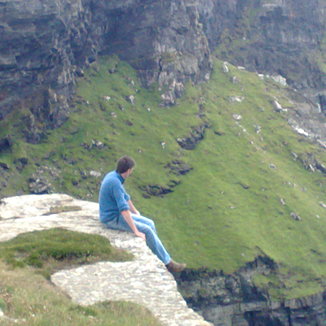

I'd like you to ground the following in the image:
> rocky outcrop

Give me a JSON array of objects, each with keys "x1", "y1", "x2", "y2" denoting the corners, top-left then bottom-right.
[
  {"x1": 165, "y1": 160, "x2": 193, "y2": 176},
  {"x1": 176, "y1": 123, "x2": 210, "y2": 150},
  {"x1": 140, "y1": 180, "x2": 182, "y2": 198},
  {"x1": 0, "y1": 0, "x2": 95, "y2": 141},
  {"x1": 198, "y1": 0, "x2": 326, "y2": 143},
  {"x1": 284, "y1": 88, "x2": 326, "y2": 145},
  {"x1": 0, "y1": 194, "x2": 211, "y2": 326},
  {"x1": 98, "y1": 0, "x2": 212, "y2": 103},
  {"x1": 0, "y1": 0, "x2": 211, "y2": 141},
  {"x1": 296, "y1": 153, "x2": 326, "y2": 174},
  {"x1": 199, "y1": 0, "x2": 326, "y2": 92},
  {"x1": 176, "y1": 257, "x2": 326, "y2": 326}
]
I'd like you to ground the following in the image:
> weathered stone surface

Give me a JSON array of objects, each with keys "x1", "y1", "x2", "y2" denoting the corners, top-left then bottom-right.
[{"x1": 0, "y1": 194, "x2": 212, "y2": 326}]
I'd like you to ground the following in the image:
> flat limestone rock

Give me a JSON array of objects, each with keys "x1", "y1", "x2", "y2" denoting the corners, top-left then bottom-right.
[{"x1": 0, "y1": 194, "x2": 211, "y2": 326}]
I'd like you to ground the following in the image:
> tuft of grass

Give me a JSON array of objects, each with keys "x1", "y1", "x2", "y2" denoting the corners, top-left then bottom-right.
[
  {"x1": 0, "y1": 228, "x2": 132, "y2": 279},
  {"x1": 0, "y1": 261, "x2": 161, "y2": 326}
]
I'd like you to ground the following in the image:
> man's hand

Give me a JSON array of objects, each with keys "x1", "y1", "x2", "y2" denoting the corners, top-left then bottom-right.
[
  {"x1": 135, "y1": 230, "x2": 146, "y2": 240},
  {"x1": 121, "y1": 209, "x2": 145, "y2": 240}
]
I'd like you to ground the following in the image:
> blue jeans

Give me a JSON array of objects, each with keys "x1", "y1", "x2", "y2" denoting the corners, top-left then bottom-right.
[{"x1": 104, "y1": 214, "x2": 171, "y2": 265}]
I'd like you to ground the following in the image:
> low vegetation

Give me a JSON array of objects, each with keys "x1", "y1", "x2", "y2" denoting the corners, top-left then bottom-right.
[
  {"x1": 0, "y1": 229, "x2": 161, "y2": 325},
  {"x1": 0, "y1": 228, "x2": 132, "y2": 279},
  {"x1": 0, "y1": 261, "x2": 160, "y2": 326}
]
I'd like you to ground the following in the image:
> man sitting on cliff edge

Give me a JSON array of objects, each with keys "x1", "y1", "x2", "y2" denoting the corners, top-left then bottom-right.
[{"x1": 99, "y1": 155, "x2": 186, "y2": 273}]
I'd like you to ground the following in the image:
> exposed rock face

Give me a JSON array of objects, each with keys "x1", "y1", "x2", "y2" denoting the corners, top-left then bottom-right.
[
  {"x1": 284, "y1": 89, "x2": 326, "y2": 144},
  {"x1": 176, "y1": 257, "x2": 326, "y2": 326},
  {"x1": 199, "y1": 0, "x2": 326, "y2": 92},
  {"x1": 98, "y1": 0, "x2": 212, "y2": 98},
  {"x1": 0, "y1": 0, "x2": 94, "y2": 140},
  {"x1": 0, "y1": 0, "x2": 325, "y2": 142},
  {"x1": 0, "y1": 0, "x2": 211, "y2": 141}
]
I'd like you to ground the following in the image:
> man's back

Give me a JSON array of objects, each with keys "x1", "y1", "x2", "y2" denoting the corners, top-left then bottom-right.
[{"x1": 99, "y1": 170, "x2": 130, "y2": 223}]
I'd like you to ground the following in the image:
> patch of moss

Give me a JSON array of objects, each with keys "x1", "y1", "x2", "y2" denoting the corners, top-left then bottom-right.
[{"x1": 0, "y1": 228, "x2": 132, "y2": 279}]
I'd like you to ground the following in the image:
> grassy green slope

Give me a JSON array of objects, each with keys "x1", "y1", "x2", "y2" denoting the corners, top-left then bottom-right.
[{"x1": 0, "y1": 56, "x2": 325, "y2": 299}]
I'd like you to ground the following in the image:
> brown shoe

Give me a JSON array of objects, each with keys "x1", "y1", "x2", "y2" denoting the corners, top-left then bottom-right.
[{"x1": 166, "y1": 260, "x2": 186, "y2": 273}]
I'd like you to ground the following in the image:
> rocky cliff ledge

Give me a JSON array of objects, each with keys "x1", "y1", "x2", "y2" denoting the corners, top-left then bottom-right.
[
  {"x1": 0, "y1": 194, "x2": 211, "y2": 326},
  {"x1": 176, "y1": 261, "x2": 326, "y2": 326}
]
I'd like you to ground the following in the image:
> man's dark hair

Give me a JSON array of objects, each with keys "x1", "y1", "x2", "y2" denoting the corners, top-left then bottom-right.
[{"x1": 116, "y1": 156, "x2": 135, "y2": 174}]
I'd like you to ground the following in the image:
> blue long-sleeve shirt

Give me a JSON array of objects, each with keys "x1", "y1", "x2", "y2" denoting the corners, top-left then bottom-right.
[{"x1": 99, "y1": 170, "x2": 131, "y2": 223}]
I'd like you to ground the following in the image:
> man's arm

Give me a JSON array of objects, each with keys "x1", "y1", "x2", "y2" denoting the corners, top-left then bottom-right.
[
  {"x1": 128, "y1": 200, "x2": 140, "y2": 216},
  {"x1": 121, "y1": 210, "x2": 146, "y2": 240},
  {"x1": 111, "y1": 181, "x2": 144, "y2": 240}
]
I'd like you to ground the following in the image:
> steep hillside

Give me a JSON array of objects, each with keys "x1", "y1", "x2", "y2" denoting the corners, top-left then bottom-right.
[
  {"x1": 0, "y1": 56, "x2": 325, "y2": 301},
  {"x1": 204, "y1": 0, "x2": 326, "y2": 144},
  {"x1": 1, "y1": 0, "x2": 325, "y2": 143}
]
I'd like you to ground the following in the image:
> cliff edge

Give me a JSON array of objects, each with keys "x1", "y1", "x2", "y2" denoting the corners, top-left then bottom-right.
[{"x1": 0, "y1": 193, "x2": 211, "y2": 326}]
